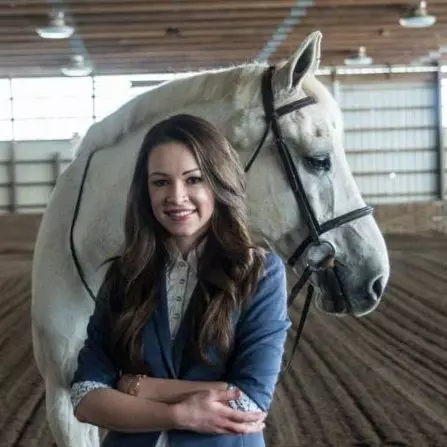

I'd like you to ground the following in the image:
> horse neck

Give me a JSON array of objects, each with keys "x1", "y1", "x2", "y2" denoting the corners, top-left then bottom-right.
[
  {"x1": 179, "y1": 100, "x2": 237, "y2": 128},
  {"x1": 76, "y1": 94, "x2": 242, "y2": 161}
]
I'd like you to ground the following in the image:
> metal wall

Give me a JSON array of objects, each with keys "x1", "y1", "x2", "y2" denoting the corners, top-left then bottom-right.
[
  {"x1": 337, "y1": 73, "x2": 443, "y2": 204},
  {"x1": 0, "y1": 140, "x2": 72, "y2": 213}
]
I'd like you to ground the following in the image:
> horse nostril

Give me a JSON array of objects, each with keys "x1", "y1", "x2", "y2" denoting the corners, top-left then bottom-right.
[{"x1": 371, "y1": 276, "x2": 384, "y2": 300}]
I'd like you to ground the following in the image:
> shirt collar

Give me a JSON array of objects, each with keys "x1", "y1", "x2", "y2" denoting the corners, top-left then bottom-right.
[{"x1": 171, "y1": 238, "x2": 207, "y2": 274}]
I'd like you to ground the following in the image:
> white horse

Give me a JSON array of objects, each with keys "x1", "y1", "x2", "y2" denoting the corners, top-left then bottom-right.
[{"x1": 31, "y1": 31, "x2": 390, "y2": 447}]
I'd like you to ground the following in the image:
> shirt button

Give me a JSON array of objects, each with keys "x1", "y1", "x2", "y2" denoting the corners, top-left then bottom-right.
[
  {"x1": 176, "y1": 296, "x2": 182, "y2": 302},
  {"x1": 179, "y1": 261, "x2": 186, "y2": 268},
  {"x1": 179, "y1": 279, "x2": 186, "y2": 285},
  {"x1": 174, "y1": 313, "x2": 180, "y2": 319}
]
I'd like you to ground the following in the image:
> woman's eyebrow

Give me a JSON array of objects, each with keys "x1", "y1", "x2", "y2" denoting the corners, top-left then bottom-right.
[
  {"x1": 149, "y1": 168, "x2": 200, "y2": 178},
  {"x1": 149, "y1": 171, "x2": 168, "y2": 177},
  {"x1": 182, "y1": 168, "x2": 200, "y2": 175}
]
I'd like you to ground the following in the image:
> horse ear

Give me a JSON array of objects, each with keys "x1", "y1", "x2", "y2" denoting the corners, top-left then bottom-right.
[{"x1": 274, "y1": 31, "x2": 322, "y2": 93}]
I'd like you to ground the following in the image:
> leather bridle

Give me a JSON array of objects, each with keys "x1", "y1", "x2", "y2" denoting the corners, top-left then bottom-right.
[{"x1": 244, "y1": 66, "x2": 373, "y2": 373}]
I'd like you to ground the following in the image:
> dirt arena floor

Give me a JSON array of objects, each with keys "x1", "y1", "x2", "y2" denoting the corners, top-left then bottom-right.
[{"x1": 0, "y1": 214, "x2": 446, "y2": 447}]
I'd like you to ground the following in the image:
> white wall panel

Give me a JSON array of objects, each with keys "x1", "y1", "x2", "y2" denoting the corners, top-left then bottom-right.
[
  {"x1": 347, "y1": 150, "x2": 437, "y2": 173},
  {"x1": 0, "y1": 164, "x2": 8, "y2": 184},
  {"x1": 343, "y1": 108, "x2": 435, "y2": 129},
  {"x1": 341, "y1": 84, "x2": 435, "y2": 108},
  {"x1": 340, "y1": 77, "x2": 438, "y2": 203},
  {"x1": 15, "y1": 185, "x2": 52, "y2": 207},
  {"x1": 0, "y1": 186, "x2": 8, "y2": 205},
  {"x1": 365, "y1": 194, "x2": 432, "y2": 204},
  {"x1": 355, "y1": 173, "x2": 435, "y2": 196},
  {"x1": 0, "y1": 140, "x2": 73, "y2": 160},
  {"x1": 0, "y1": 139, "x2": 72, "y2": 211},
  {"x1": 344, "y1": 128, "x2": 436, "y2": 151}
]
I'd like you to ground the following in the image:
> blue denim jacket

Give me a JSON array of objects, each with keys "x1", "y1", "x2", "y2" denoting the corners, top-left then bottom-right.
[{"x1": 71, "y1": 252, "x2": 291, "y2": 447}]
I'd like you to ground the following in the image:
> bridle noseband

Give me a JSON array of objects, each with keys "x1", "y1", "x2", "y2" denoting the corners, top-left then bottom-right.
[{"x1": 244, "y1": 66, "x2": 374, "y2": 374}]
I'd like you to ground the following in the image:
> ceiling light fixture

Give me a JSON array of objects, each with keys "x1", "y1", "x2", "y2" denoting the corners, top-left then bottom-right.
[
  {"x1": 61, "y1": 55, "x2": 92, "y2": 77},
  {"x1": 344, "y1": 47, "x2": 373, "y2": 66},
  {"x1": 36, "y1": 10, "x2": 74, "y2": 39},
  {"x1": 399, "y1": 1, "x2": 436, "y2": 28}
]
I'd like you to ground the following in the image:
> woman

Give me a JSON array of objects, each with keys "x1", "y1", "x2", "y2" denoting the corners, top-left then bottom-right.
[{"x1": 71, "y1": 114, "x2": 291, "y2": 447}]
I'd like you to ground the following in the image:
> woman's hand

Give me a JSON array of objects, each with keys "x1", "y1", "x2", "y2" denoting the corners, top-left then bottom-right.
[
  {"x1": 172, "y1": 388, "x2": 266, "y2": 435},
  {"x1": 117, "y1": 374, "x2": 133, "y2": 394}
]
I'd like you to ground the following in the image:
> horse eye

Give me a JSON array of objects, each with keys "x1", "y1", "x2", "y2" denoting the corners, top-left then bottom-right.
[{"x1": 304, "y1": 155, "x2": 331, "y2": 172}]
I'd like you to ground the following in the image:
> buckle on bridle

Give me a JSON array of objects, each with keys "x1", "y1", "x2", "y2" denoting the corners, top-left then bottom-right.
[{"x1": 304, "y1": 240, "x2": 336, "y2": 272}]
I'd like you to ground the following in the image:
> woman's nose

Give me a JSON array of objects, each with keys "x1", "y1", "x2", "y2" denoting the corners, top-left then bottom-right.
[{"x1": 167, "y1": 182, "x2": 187, "y2": 203}]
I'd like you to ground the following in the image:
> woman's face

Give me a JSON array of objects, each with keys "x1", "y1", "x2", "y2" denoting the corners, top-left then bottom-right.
[{"x1": 148, "y1": 141, "x2": 215, "y2": 255}]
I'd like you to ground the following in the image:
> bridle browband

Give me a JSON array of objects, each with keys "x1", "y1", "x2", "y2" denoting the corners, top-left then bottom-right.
[
  {"x1": 69, "y1": 65, "x2": 373, "y2": 376},
  {"x1": 244, "y1": 66, "x2": 373, "y2": 374}
]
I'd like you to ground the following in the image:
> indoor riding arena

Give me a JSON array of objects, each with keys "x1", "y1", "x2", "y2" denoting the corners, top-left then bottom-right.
[{"x1": 0, "y1": 2, "x2": 446, "y2": 447}]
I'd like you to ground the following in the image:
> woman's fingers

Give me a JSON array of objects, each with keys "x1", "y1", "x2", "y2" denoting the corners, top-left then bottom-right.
[
  {"x1": 240, "y1": 421, "x2": 266, "y2": 434},
  {"x1": 209, "y1": 388, "x2": 267, "y2": 426},
  {"x1": 212, "y1": 389, "x2": 241, "y2": 402},
  {"x1": 219, "y1": 405, "x2": 266, "y2": 424},
  {"x1": 218, "y1": 418, "x2": 265, "y2": 434},
  {"x1": 177, "y1": 388, "x2": 267, "y2": 434},
  {"x1": 211, "y1": 389, "x2": 267, "y2": 420}
]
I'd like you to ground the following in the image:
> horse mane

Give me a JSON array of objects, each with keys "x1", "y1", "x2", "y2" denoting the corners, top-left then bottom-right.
[
  {"x1": 75, "y1": 61, "x2": 340, "y2": 158},
  {"x1": 75, "y1": 63, "x2": 267, "y2": 157}
]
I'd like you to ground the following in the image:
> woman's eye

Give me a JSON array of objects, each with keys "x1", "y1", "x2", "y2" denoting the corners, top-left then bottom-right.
[
  {"x1": 304, "y1": 155, "x2": 331, "y2": 172},
  {"x1": 152, "y1": 179, "x2": 168, "y2": 187},
  {"x1": 187, "y1": 176, "x2": 203, "y2": 184}
]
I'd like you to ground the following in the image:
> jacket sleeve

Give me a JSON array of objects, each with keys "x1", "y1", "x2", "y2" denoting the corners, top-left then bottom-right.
[
  {"x1": 70, "y1": 276, "x2": 119, "y2": 390},
  {"x1": 225, "y1": 252, "x2": 291, "y2": 412}
]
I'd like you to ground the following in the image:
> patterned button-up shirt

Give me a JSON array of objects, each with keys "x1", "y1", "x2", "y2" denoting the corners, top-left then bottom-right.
[{"x1": 71, "y1": 247, "x2": 260, "y2": 446}]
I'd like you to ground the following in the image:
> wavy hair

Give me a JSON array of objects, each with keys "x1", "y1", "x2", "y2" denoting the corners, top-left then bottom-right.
[{"x1": 104, "y1": 114, "x2": 266, "y2": 372}]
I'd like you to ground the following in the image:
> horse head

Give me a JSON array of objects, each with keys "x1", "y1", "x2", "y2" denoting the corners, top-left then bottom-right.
[{"x1": 226, "y1": 31, "x2": 390, "y2": 316}]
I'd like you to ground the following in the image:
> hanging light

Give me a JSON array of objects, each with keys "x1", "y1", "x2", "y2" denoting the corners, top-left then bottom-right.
[
  {"x1": 399, "y1": 1, "x2": 436, "y2": 28},
  {"x1": 344, "y1": 47, "x2": 373, "y2": 66},
  {"x1": 36, "y1": 11, "x2": 74, "y2": 39},
  {"x1": 61, "y1": 55, "x2": 92, "y2": 77}
]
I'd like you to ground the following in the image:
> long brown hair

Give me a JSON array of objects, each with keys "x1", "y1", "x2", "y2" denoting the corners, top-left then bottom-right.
[{"x1": 104, "y1": 114, "x2": 266, "y2": 373}]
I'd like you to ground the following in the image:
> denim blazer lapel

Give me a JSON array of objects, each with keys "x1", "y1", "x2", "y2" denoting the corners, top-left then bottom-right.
[
  {"x1": 150, "y1": 278, "x2": 176, "y2": 378},
  {"x1": 171, "y1": 285, "x2": 201, "y2": 377}
]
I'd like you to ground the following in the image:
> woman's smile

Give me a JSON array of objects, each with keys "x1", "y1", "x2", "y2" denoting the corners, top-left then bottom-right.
[{"x1": 165, "y1": 209, "x2": 196, "y2": 221}]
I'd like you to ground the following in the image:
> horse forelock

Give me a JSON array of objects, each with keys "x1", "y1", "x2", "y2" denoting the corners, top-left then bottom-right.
[{"x1": 302, "y1": 76, "x2": 343, "y2": 133}]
